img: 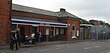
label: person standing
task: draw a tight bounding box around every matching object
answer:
[35,32,39,43]
[10,30,18,50]
[31,32,36,44]
[16,28,21,46]
[38,32,42,43]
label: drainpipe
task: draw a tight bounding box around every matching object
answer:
[9,0,12,29]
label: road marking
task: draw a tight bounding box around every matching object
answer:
[0,50,6,53]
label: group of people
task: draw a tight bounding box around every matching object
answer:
[25,32,42,44]
[9,28,42,50]
[9,28,20,50]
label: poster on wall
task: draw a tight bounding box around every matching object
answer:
[77,30,79,36]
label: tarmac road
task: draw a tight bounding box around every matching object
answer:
[1,40,110,53]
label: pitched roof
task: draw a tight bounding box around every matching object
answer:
[56,11,79,18]
[12,4,79,18]
[12,16,59,23]
[12,4,57,16]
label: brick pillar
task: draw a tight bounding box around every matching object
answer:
[39,26,45,35]
[66,18,73,41]
[30,25,32,36]
[73,19,80,39]
[0,0,10,44]
[24,25,32,36]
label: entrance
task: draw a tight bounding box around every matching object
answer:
[72,26,77,39]
[80,28,84,40]
[32,26,38,33]
[49,27,56,41]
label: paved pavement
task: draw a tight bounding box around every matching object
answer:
[1,40,110,53]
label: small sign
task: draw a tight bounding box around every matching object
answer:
[77,30,79,36]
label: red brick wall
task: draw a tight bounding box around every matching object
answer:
[73,18,80,30]
[25,25,32,36]
[0,0,10,44]
[73,18,80,39]
[66,18,80,40]
[66,18,73,40]
[39,26,46,35]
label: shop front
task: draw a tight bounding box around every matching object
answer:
[11,18,67,42]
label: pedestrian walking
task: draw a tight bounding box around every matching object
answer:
[10,30,18,50]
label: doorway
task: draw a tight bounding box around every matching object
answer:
[32,26,38,33]
[20,26,25,42]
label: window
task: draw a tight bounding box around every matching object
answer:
[60,29,65,35]
[32,27,38,33]
[56,28,59,35]
[46,28,49,35]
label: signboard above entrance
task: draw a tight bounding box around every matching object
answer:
[11,19,67,27]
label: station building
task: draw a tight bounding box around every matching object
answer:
[0,0,80,44]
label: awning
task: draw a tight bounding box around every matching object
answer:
[11,19,67,27]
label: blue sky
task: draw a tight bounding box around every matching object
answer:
[13,0,110,23]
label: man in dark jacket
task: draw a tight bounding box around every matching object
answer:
[10,30,18,50]
[16,28,21,46]
[35,32,40,43]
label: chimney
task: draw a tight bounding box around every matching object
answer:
[60,8,66,12]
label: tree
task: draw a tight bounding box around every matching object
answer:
[80,19,89,24]
[105,23,110,27]
[89,19,110,27]
[99,21,105,25]
[89,20,95,25]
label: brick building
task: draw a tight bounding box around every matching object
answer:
[0,0,11,44]
[0,0,80,44]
